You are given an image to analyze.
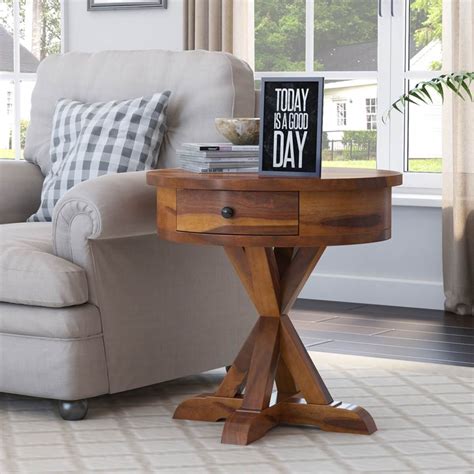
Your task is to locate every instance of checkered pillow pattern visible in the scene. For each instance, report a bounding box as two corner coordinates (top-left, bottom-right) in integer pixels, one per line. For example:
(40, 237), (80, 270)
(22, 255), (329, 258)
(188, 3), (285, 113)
(28, 91), (171, 222)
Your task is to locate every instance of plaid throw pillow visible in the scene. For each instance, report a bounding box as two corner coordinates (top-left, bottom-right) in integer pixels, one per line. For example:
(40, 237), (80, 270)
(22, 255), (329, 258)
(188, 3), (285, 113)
(28, 91), (171, 222)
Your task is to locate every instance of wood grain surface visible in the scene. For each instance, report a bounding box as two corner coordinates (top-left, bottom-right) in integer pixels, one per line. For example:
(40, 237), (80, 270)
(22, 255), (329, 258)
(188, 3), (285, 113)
(147, 168), (402, 191)
(147, 169), (400, 445)
(172, 246), (377, 445)
(149, 168), (401, 247)
(176, 189), (298, 235)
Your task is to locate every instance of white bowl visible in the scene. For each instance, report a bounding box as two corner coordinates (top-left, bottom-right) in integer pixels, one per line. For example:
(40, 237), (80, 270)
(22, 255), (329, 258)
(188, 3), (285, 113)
(215, 118), (260, 146)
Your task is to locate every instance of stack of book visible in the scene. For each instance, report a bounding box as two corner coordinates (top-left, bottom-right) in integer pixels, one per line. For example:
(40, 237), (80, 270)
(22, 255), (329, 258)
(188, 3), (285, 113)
(177, 143), (259, 173)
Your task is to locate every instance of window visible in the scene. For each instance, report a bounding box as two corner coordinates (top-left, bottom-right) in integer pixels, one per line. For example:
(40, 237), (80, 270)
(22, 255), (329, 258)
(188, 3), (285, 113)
(336, 102), (346, 126)
(404, 0), (442, 176)
(366, 98), (377, 130)
(0, 0), (62, 160)
(254, 0), (443, 189)
(6, 90), (12, 115)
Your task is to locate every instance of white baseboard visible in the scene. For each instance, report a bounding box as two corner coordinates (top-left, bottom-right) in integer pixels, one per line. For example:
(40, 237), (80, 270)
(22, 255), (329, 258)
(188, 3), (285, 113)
(300, 272), (445, 310)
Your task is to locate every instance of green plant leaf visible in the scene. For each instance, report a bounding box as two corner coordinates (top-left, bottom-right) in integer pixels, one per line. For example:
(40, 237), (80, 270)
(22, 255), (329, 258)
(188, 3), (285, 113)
(460, 80), (473, 101)
(420, 85), (433, 102)
(384, 72), (474, 121)
(428, 81), (444, 101)
(404, 96), (420, 105)
(410, 90), (428, 104)
(392, 102), (402, 113)
(446, 78), (465, 99)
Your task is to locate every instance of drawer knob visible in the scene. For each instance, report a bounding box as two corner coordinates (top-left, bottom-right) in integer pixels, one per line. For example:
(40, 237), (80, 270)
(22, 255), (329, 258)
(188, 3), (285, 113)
(221, 207), (234, 219)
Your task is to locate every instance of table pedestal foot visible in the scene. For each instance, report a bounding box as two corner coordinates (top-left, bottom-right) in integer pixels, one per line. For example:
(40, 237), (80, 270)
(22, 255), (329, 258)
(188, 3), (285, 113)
(173, 394), (243, 422)
(221, 410), (279, 445)
(173, 246), (377, 445)
(277, 399), (376, 435)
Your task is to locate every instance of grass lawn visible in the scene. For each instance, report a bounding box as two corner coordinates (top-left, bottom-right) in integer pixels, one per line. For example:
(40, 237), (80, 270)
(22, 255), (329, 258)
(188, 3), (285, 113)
(0, 150), (15, 159)
(323, 160), (376, 169)
(407, 158), (442, 173)
(323, 158), (442, 173)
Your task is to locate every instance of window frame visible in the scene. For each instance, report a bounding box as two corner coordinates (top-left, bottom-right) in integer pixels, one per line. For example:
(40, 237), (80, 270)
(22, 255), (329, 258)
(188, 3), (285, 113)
(336, 102), (347, 127)
(253, 0), (443, 192)
(0, 0), (65, 161)
(366, 98), (377, 130)
(388, 0), (442, 190)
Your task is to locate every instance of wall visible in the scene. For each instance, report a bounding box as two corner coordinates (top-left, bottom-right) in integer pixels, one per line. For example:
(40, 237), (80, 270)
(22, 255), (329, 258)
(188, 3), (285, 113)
(301, 204), (444, 310)
(64, 0), (184, 53)
(63, 2), (444, 311)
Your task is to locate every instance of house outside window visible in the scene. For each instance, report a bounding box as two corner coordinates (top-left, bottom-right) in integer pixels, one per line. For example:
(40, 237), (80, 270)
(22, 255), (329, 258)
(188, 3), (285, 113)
(6, 90), (12, 115)
(366, 98), (377, 130)
(0, 1), (62, 160)
(336, 102), (347, 127)
(254, 0), (443, 188)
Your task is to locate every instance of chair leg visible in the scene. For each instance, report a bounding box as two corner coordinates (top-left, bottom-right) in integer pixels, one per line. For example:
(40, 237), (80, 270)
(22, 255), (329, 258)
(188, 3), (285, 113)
(58, 399), (88, 421)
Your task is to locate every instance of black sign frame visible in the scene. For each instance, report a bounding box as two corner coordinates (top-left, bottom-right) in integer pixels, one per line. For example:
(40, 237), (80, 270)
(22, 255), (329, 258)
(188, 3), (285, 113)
(258, 77), (324, 177)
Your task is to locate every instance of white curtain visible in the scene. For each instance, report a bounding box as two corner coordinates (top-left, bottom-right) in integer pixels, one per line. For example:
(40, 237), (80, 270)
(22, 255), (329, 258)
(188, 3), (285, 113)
(442, 0), (474, 315)
(183, 0), (254, 68)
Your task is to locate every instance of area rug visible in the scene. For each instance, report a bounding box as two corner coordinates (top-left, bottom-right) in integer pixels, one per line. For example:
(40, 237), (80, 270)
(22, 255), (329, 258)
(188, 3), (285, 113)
(1, 352), (472, 473)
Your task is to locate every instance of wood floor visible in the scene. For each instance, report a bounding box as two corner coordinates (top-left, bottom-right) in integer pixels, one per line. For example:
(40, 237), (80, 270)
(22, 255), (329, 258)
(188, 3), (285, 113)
(291, 299), (474, 367)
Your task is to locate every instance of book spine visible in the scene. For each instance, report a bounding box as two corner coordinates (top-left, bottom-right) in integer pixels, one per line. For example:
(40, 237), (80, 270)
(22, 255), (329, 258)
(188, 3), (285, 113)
(201, 168), (257, 173)
(182, 145), (259, 152)
(197, 146), (222, 151)
(181, 166), (257, 173)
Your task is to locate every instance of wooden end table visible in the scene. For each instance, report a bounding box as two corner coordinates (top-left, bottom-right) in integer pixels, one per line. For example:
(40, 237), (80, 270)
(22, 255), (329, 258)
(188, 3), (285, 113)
(147, 168), (402, 445)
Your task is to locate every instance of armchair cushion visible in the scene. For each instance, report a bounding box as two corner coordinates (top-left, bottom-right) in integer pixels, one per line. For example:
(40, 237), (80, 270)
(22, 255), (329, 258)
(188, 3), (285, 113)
(0, 160), (43, 224)
(25, 50), (255, 175)
(0, 222), (88, 307)
(28, 91), (171, 222)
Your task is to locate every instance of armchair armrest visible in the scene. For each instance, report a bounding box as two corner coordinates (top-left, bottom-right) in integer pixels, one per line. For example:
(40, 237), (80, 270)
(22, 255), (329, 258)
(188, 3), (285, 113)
(53, 171), (156, 262)
(0, 160), (44, 224)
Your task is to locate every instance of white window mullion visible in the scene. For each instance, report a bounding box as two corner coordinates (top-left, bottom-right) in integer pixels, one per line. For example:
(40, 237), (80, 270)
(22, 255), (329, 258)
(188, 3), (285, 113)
(255, 71), (378, 80)
(0, 72), (36, 80)
(13, 0), (21, 161)
(390, 0), (441, 190)
(60, 0), (67, 53)
(376, 0), (392, 170)
(388, 0), (406, 175)
(305, 0), (314, 73)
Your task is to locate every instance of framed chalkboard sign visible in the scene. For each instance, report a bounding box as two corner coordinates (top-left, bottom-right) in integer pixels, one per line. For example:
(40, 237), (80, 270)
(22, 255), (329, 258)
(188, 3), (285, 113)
(259, 77), (324, 177)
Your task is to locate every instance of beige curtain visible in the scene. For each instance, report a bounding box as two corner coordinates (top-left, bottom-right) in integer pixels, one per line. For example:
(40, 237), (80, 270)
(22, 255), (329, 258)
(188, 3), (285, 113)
(183, 0), (254, 68)
(442, 0), (474, 315)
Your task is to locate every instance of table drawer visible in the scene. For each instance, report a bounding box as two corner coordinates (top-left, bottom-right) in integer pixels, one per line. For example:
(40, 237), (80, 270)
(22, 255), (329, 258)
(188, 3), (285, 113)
(176, 189), (299, 235)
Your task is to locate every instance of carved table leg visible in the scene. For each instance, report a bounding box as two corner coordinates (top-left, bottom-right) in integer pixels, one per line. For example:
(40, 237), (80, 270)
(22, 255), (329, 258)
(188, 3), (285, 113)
(173, 246), (377, 445)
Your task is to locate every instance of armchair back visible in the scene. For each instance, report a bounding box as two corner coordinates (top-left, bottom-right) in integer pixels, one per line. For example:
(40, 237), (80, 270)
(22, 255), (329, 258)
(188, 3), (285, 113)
(24, 50), (256, 176)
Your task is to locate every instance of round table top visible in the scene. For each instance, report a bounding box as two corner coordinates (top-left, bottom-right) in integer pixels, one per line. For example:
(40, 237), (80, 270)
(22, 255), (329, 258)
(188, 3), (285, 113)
(146, 168), (402, 192)
(147, 167), (402, 248)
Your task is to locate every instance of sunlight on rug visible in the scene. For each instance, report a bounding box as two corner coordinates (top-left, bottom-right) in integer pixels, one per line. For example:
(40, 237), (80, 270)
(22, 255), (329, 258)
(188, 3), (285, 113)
(1, 352), (473, 473)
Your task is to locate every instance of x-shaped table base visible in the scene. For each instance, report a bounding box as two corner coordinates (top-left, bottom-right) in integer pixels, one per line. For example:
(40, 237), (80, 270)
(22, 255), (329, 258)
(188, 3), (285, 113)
(174, 247), (376, 445)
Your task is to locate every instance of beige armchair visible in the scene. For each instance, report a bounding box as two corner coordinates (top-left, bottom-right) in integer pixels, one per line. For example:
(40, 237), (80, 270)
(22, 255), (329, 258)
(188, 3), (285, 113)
(0, 50), (256, 419)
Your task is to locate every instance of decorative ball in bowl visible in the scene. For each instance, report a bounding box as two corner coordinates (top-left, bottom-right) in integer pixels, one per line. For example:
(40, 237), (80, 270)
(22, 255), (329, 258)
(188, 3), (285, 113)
(215, 118), (260, 146)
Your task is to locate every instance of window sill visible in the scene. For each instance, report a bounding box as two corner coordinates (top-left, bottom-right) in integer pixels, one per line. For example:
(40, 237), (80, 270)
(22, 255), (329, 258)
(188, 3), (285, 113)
(392, 192), (442, 208)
